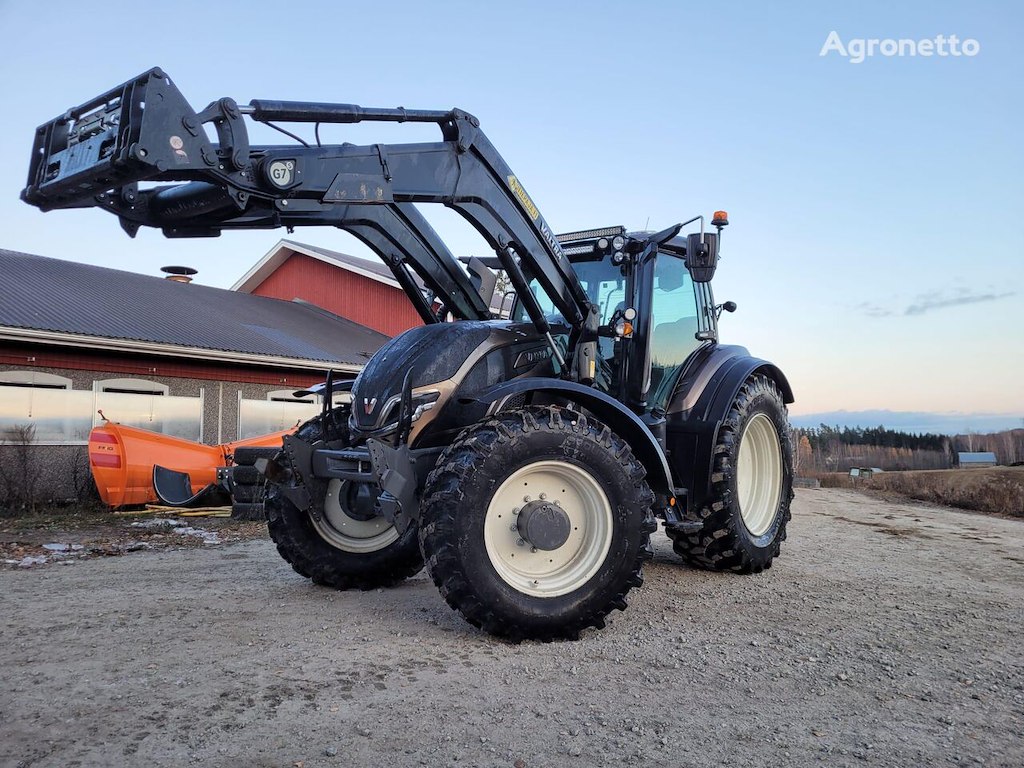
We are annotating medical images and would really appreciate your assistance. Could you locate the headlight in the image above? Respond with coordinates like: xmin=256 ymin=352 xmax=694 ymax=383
xmin=349 ymin=389 xmax=441 ymax=434
xmin=410 ymin=390 xmax=441 ymax=422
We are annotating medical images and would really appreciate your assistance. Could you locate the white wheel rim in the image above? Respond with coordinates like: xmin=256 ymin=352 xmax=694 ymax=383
xmin=483 ymin=460 xmax=613 ymax=598
xmin=310 ymin=479 xmax=399 ymax=553
xmin=736 ymin=412 xmax=783 ymax=536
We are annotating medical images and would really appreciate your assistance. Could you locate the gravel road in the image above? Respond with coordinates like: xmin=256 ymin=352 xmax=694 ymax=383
xmin=1 ymin=489 xmax=1022 ymax=768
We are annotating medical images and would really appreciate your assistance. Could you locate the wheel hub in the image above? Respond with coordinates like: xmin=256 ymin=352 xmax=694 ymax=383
xmin=736 ymin=412 xmax=783 ymax=537
xmin=516 ymin=500 xmax=572 ymax=551
xmin=483 ymin=460 xmax=613 ymax=598
xmin=310 ymin=478 xmax=399 ymax=553
xmin=342 ymin=480 xmax=378 ymax=521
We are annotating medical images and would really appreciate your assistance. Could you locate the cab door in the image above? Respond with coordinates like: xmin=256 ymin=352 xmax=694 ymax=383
xmin=646 ymin=254 xmax=707 ymax=410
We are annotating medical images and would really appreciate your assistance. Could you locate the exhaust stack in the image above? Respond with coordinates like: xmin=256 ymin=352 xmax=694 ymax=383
xmin=160 ymin=266 xmax=197 ymax=284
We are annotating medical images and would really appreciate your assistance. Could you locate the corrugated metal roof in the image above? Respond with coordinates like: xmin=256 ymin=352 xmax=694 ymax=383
xmin=0 ymin=248 xmax=389 ymax=366
xmin=958 ymin=452 xmax=997 ymax=463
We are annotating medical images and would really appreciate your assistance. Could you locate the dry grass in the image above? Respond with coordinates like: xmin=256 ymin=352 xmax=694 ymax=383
xmin=820 ymin=467 xmax=1024 ymax=517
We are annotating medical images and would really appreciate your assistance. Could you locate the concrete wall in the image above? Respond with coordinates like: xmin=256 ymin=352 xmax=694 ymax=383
xmin=0 ymin=443 xmax=93 ymax=507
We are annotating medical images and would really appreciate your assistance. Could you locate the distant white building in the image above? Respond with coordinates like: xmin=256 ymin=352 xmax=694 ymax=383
xmin=958 ymin=452 xmax=997 ymax=468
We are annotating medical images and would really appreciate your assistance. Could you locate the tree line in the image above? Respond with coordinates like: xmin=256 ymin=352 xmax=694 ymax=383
xmin=793 ymin=425 xmax=1024 ymax=475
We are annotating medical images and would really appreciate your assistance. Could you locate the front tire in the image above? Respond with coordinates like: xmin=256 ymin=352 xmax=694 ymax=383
xmin=667 ymin=374 xmax=794 ymax=573
xmin=266 ymin=480 xmax=423 ymax=590
xmin=419 ymin=407 xmax=656 ymax=641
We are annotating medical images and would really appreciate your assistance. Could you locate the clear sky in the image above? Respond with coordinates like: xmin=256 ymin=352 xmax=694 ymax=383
xmin=0 ymin=0 xmax=1020 ymax=431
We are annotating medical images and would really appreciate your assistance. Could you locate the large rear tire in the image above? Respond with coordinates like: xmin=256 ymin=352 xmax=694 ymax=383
xmin=266 ymin=480 xmax=423 ymax=590
xmin=667 ymin=374 xmax=793 ymax=573
xmin=419 ymin=407 xmax=656 ymax=641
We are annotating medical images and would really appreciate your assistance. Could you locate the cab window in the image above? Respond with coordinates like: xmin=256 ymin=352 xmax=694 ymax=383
xmin=512 ymin=259 xmax=626 ymax=326
xmin=648 ymin=255 xmax=701 ymax=407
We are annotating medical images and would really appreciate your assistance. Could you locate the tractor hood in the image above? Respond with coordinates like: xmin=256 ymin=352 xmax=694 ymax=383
xmin=349 ymin=322 xmax=508 ymax=435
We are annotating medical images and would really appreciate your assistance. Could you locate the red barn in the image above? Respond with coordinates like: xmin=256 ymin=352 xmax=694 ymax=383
xmin=232 ymin=240 xmax=423 ymax=337
xmin=0 ymin=247 xmax=391 ymax=504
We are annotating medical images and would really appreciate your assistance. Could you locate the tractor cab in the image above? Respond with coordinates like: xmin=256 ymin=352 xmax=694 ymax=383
xmin=511 ymin=219 xmax=726 ymax=415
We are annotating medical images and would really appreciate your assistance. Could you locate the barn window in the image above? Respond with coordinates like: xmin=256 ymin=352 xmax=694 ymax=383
xmin=94 ymin=377 xmax=169 ymax=396
xmin=266 ymin=388 xmax=316 ymax=403
xmin=237 ymin=390 xmax=320 ymax=440
xmin=0 ymin=374 xmax=202 ymax=444
xmin=0 ymin=371 xmax=72 ymax=390
xmin=0 ymin=371 xmax=92 ymax=444
xmin=93 ymin=379 xmax=202 ymax=442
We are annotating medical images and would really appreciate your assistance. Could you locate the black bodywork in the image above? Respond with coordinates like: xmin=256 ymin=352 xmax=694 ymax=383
xmin=22 ymin=67 xmax=793 ymax=529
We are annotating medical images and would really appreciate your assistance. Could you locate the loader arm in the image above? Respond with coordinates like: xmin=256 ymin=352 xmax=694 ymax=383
xmin=22 ymin=68 xmax=594 ymax=362
xmin=334 ymin=202 xmax=491 ymax=323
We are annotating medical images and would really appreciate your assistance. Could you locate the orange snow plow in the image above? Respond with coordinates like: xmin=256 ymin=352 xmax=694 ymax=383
xmin=88 ymin=419 xmax=292 ymax=509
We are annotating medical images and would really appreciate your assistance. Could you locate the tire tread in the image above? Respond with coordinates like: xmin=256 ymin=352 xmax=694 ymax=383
xmin=419 ymin=406 xmax=655 ymax=641
xmin=666 ymin=374 xmax=794 ymax=573
xmin=266 ymin=489 xmax=423 ymax=590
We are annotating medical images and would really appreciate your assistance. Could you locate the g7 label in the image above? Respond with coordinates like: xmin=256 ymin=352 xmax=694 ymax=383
xmin=268 ymin=160 xmax=296 ymax=188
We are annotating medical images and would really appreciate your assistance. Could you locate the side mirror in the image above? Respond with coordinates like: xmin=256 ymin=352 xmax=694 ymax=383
xmin=715 ymin=300 xmax=737 ymax=320
xmin=685 ymin=232 xmax=719 ymax=282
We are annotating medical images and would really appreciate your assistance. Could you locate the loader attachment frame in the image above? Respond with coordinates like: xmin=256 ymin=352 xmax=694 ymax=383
xmin=23 ymin=68 xmax=595 ymax=364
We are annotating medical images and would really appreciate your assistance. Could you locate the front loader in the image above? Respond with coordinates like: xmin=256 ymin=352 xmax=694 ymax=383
xmin=23 ymin=68 xmax=795 ymax=640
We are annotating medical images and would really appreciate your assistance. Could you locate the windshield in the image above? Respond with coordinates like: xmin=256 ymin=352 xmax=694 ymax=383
xmin=512 ymin=258 xmax=626 ymax=326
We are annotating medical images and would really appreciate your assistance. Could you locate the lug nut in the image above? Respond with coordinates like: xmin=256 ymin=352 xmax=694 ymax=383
xmin=523 ymin=495 xmax=531 ymax=502
xmin=530 ymin=546 xmax=537 ymax=553
xmin=509 ymin=524 xmax=518 ymax=532
xmin=516 ymin=538 xmax=525 ymax=547
xmin=539 ymin=493 xmax=547 ymax=500
xmin=512 ymin=507 xmax=520 ymax=515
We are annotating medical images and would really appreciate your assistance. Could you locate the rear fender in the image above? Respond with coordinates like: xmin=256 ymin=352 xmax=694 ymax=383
xmin=474 ymin=378 xmax=674 ymax=498
xmin=666 ymin=349 xmax=794 ymax=511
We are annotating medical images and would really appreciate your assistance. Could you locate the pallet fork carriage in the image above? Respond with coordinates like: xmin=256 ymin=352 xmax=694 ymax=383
xmin=24 ymin=68 xmax=795 ymax=640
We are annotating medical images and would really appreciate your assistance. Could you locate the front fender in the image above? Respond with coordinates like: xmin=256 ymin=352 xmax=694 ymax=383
xmin=474 ymin=378 xmax=674 ymax=498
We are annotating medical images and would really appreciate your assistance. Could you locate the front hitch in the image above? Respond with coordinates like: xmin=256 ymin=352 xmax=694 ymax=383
xmin=365 ymin=439 xmax=419 ymax=534
xmin=278 ymin=434 xmax=321 ymax=519
xmin=275 ymin=430 xmax=442 ymax=532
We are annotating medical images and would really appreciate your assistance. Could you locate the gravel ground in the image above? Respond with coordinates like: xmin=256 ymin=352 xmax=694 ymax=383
xmin=1 ymin=488 xmax=1022 ymax=768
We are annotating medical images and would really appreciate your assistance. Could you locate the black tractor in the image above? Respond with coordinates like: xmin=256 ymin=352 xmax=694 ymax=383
xmin=23 ymin=69 xmax=795 ymax=640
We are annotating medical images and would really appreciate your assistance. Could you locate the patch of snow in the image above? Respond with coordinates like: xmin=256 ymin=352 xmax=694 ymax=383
xmin=18 ymin=556 xmax=48 ymax=568
xmin=129 ymin=517 xmax=219 ymax=545
xmin=42 ymin=543 xmax=85 ymax=553
xmin=176 ymin=526 xmax=221 ymax=545
xmin=131 ymin=518 xmax=183 ymax=529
